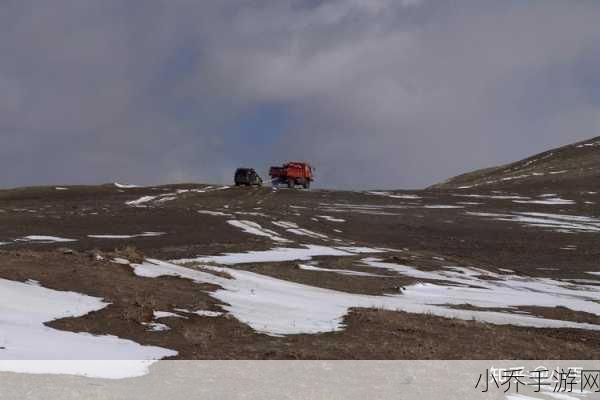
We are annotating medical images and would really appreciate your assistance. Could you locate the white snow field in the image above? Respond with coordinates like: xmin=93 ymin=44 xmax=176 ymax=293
xmin=363 ymin=258 xmax=600 ymax=316
xmin=0 ymin=279 xmax=176 ymax=378
xmin=130 ymin=252 xmax=600 ymax=336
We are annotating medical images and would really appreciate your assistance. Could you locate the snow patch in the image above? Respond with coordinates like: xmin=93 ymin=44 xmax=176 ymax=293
xmin=286 ymin=228 xmax=329 ymax=240
xmin=126 ymin=195 xmax=163 ymax=207
xmin=153 ymin=311 xmax=187 ymax=319
xmin=227 ymin=220 xmax=291 ymax=243
xmin=316 ymin=215 xmax=346 ymax=223
xmin=367 ymin=191 xmax=421 ymax=199
xmin=455 ymin=194 xmax=529 ymax=200
xmin=88 ymin=232 xmax=165 ymax=239
xmin=513 ymin=198 xmax=575 ymax=205
xmin=272 ymin=221 xmax=299 ymax=229
xmin=126 ymin=187 xmax=224 ymax=207
xmin=142 ymin=322 xmax=171 ymax=332
xmin=271 ymin=221 xmax=329 ymax=240
xmin=298 ymin=264 xmax=383 ymax=277
xmin=130 ymin=258 xmax=600 ymax=336
xmin=174 ymin=308 xmax=224 ymax=318
xmin=0 ymin=279 xmax=175 ymax=378
xmin=362 ymin=258 xmax=600 ymax=331
xmin=114 ymin=182 xmax=140 ymax=189
xmin=172 ymin=245 xmax=383 ymax=265
xmin=467 ymin=211 xmax=600 ymax=233
xmin=197 ymin=210 xmax=233 ymax=217
xmin=424 ymin=205 xmax=464 ymax=209
xmin=577 ymin=141 xmax=600 ymax=148
xmin=17 ymin=235 xmax=77 ymax=243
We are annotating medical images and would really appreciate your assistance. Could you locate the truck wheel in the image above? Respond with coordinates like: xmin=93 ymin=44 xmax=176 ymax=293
xmin=287 ymin=179 xmax=294 ymax=188
xmin=303 ymin=181 xmax=310 ymax=189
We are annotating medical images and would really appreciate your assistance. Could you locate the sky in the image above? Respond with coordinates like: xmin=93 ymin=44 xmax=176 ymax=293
xmin=1 ymin=0 xmax=599 ymax=190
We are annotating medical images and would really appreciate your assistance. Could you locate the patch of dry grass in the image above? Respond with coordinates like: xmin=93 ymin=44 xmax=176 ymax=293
xmin=114 ymin=245 xmax=145 ymax=264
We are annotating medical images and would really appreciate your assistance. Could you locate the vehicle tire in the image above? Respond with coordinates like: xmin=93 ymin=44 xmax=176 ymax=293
xmin=303 ymin=181 xmax=310 ymax=189
xmin=288 ymin=179 xmax=294 ymax=188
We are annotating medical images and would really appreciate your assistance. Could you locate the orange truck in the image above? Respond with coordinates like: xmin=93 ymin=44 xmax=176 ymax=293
xmin=269 ymin=162 xmax=314 ymax=189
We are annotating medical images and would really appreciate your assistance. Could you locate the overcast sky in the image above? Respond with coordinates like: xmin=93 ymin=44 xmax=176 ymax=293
xmin=1 ymin=0 xmax=599 ymax=189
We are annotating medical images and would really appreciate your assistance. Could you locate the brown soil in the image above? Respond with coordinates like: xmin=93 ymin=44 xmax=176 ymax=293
xmin=0 ymin=173 xmax=599 ymax=359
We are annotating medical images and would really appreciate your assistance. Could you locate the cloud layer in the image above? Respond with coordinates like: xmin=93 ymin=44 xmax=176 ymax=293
xmin=1 ymin=0 xmax=599 ymax=189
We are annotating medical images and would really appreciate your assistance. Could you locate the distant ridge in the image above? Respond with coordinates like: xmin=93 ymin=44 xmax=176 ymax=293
xmin=430 ymin=136 xmax=600 ymax=191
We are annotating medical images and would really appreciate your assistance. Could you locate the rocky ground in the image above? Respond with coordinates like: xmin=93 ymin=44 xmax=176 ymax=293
xmin=1 ymin=137 xmax=600 ymax=360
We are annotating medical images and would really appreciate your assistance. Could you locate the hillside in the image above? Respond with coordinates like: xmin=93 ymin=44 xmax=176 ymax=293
xmin=431 ymin=136 xmax=600 ymax=190
xmin=1 ymin=137 xmax=600 ymax=376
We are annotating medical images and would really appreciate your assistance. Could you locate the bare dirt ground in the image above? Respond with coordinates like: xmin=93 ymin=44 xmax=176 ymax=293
xmin=1 ymin=137 xmax=600 ymax=359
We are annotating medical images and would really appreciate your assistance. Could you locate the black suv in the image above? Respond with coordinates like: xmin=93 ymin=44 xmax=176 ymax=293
xmin=234 ymin=168 xmax=263 ymax=186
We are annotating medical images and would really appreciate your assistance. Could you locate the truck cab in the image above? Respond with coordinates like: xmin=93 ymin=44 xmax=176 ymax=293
xmin=269 ymin=162 xmax=314 ymax=189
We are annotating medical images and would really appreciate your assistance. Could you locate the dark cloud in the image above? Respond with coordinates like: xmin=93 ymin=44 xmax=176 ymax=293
xmin=1 ymin=1 xmax=599 ymax=189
